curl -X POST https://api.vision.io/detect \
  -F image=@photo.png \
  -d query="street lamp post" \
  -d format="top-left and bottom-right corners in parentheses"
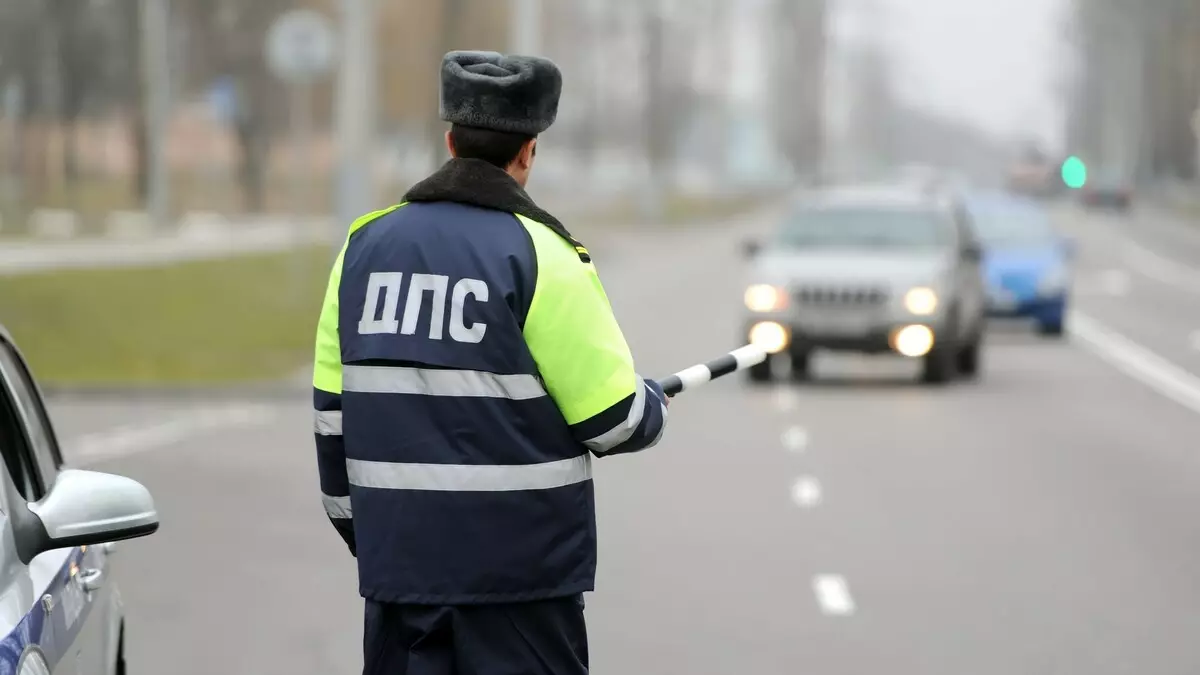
top-left (511, 0), bottom-right (542, 54)
top-left (334, 0), bottom-right (377, 237)
top-left (140, 0), bottom-right (171, 231)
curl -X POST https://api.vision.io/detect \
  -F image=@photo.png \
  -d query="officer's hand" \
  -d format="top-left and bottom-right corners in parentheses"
top-left (644, 378), bottom-right (669, 407)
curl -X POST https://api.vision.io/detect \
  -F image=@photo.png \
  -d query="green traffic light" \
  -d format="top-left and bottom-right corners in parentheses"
top-left (1061, 156), bottom-right (1087, 189)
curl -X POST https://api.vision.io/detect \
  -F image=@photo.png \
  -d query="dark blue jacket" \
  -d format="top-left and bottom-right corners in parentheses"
top-left (312, 159), bottom-right (668, 604)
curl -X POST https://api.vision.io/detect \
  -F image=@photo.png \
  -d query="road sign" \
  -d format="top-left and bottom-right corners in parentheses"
top-left (265, 9), bottom-right (338, 84)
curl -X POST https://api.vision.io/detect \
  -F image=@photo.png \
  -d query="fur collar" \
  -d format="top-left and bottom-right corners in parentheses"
top-left (402, 158), bottom-right (587, 259)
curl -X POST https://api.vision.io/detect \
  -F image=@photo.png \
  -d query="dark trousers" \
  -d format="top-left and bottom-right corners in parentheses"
top-left (363, 595), bottom-right (589, 675)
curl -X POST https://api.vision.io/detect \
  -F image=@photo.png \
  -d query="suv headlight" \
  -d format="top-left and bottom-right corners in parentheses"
top-left (745, 284), bottom-right (787, 312)
top-left (903, 287), bottom-right (938, 315)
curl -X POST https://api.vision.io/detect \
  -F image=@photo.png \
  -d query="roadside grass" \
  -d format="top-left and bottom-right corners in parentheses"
top-left (0, 190), bottom-right (774, 386)
top-left (0, 246), bottom-right (335, 386)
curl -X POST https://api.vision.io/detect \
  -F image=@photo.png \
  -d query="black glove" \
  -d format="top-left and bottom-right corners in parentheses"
top-left (331, 518), bottom-right (357, 557)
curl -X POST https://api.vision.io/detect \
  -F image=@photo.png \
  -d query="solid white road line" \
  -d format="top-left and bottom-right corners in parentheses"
top-left (812, 575), bottom-right (856, 616)
top-left (1062, 209), bottom-right (1200, 294)
top-left (1069, 311), bottom-right (1200, 417)
top-left (69, 403), bottom-right (281, 465)
top-left (790, 476), bottom-right (822, 508)
top-left (781, 426), bottom-right (808, 452)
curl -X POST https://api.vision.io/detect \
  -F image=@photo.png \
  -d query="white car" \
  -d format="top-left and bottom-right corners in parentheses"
top-left (0, 326), bottom-right (159, 674)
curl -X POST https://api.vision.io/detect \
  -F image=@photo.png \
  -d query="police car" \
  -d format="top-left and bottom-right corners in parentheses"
top-left (0, 326), bottom-right (159, 674)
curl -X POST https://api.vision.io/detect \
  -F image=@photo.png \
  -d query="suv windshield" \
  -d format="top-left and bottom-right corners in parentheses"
top-left (773, 206), bottom-right (952, 250)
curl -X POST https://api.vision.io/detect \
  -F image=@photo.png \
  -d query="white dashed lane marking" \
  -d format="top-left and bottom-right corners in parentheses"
top-left (774, 387), bottom-right (799, 412)
top-left (812, 575), bottom-right (856, 616)
top-left (781, 426), bottom-right (808, 452)
top-left (770, 392), bottom-right (850, 617)
top-left (790, 476), bottom-right (823, 508)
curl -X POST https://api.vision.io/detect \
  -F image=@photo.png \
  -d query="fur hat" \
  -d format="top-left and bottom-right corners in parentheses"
top-left (439, 51), bottom-right (562, 136)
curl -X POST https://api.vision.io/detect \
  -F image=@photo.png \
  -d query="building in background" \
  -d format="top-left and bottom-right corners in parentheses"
top-left (1066, 0), bottom-right (1200, 184)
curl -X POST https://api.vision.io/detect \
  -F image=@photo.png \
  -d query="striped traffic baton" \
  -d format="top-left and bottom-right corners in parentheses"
top-left (656, 344), bottom-right (769, 397)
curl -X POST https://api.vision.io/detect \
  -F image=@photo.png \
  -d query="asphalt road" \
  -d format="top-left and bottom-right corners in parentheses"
top-left (43, 200), bottom-right (1200, 674)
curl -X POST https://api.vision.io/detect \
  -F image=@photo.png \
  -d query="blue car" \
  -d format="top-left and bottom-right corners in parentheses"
top-left (965, 193), bottom-right (1073, 336)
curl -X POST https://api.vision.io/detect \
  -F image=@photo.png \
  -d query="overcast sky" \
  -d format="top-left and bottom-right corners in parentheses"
top-left (879, 0), bottom-right (1069, 146)
top-left (825, 0), bottom-right (1068, 148)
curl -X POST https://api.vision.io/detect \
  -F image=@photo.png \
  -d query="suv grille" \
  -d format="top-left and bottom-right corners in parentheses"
top-left (793, 285), bottom-right (888, 306)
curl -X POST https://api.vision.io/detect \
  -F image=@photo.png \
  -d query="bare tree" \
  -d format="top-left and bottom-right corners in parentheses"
top-left (0, 0), bottom-right (137, 202)
top-left (47, 0), bottom-right (113, 184)
top-left (769, 0), bottom-right (827, 175)
top-left (642, 3), bottom-right (701, 190)
top-left (176, 0), bottom-right (292, 212)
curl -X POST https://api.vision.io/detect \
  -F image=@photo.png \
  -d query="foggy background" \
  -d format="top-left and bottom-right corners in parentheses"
top-left (1, 0), bottom-right (1194, 243)
top-left (0, 2), bottom-right (1199, 674)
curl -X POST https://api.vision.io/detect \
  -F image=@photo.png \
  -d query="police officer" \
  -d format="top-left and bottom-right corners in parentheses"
top-left (312, 50), bottom-right (670, 675)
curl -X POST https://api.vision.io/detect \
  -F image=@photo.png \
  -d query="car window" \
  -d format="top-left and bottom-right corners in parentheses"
top-left (0, 367), bottom-right (42, 502)
top-left (775, 206), bottom-right (953, 250)
top-left (968, 202), bottom-right (1055, 247)
top-left (0, 342), bottom-right (60, 493)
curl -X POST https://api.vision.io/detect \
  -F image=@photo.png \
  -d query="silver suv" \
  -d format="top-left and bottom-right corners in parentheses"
top-left (740, 186), bottom-right (987, 385)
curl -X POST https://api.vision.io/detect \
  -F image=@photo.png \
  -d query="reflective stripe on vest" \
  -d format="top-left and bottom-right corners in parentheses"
top-left (342, 365), bottom-right (546, 400)
top-left (314, 410), bottom-right (343, 436)
top-left (322, 494), bottom-right (352, 519)
top-left (347, 453), bottom-right (592, 492)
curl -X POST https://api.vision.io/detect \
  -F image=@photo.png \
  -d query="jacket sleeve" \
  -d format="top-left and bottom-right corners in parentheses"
top-left (518, 216), bottom-right (668, 456)
top-left (313, 244), bottom-right (356, 556)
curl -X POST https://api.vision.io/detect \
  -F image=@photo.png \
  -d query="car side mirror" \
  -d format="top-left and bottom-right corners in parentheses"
top-left (742, 238), bottom-right (761, 258)
top-left (12, 469), bottom-right (159, 564)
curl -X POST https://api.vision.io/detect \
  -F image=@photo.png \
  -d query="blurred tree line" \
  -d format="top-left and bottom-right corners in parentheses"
top-left (0, 0), bottom-right (510, 213)
top-left (0, 0), bottom-right (826, 219)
